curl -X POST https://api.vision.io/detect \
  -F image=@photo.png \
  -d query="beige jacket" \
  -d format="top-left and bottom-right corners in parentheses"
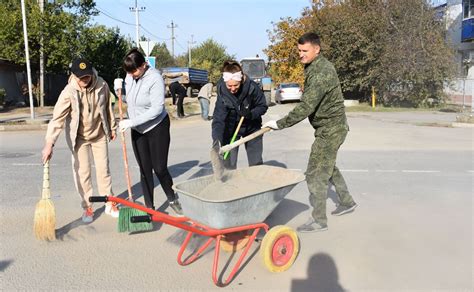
top-left (45, 69), bottom-right (117, 151)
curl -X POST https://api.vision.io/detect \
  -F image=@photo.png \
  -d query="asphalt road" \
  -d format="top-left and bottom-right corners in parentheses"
top-left (0, 104), bottom-right (472, 291)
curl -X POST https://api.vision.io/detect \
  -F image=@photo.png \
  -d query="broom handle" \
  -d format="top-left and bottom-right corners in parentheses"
top-left (223, 116), bottom-right (244, 160)
top-left (42, 160), bottom-right (50, 200)
top-left (117, 89), bottom-right (134, 202)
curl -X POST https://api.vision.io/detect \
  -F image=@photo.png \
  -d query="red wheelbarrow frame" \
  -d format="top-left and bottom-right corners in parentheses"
top-left (95, 196), bottom-right (269, 286)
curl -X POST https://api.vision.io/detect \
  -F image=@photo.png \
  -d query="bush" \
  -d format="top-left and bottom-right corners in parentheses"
top-left (0, 88), bottom-right (6, 106)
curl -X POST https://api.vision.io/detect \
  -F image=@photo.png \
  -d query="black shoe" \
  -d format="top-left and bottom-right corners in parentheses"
top-left (169, 200), bottom-right (183, 216)
top-left (331, 202), bottom-right (357, 216)
top-left (296, 218), bottom-right (328, 233)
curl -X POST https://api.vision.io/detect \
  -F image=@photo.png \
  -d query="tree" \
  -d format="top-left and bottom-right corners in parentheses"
top-left (266, 0), bottom-right (455, 106)
top-left (81, 26), bottom-right (130, 86)
top-left (0, 0), bottom-right (133, 102)
top-left (265, 13), bottom-right (312, 87)
top-left (0, 0), bottom-right (98, 72)
top-left (376, 0), bottom-right (455, 106)
top-left (183, 39), bottom-right (234, 83)
top-left (150, 42), bottom-right (175, 68)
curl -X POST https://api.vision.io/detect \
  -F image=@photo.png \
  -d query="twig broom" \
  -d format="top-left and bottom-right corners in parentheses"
top-left (116, 88), bottom-right (152, 233)
top-left (34, 160), bottom-right (56, 241)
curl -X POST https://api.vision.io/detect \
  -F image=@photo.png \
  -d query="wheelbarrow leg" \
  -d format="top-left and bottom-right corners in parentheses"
top-left (212, 227), bottom-right (262, 287)
top-left (177, 230), bottom-right (215, 266)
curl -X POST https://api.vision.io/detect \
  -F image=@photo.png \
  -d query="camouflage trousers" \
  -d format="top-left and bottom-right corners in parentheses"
top-left (305, 124), bottom-right (355, 224)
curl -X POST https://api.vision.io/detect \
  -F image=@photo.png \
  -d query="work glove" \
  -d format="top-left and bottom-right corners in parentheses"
top-left (239, 106), bottom-right (252, 120)
top-left (262, 120), bottom-right (279, 130)
top-left (119, 119), bottom-right (133, 132)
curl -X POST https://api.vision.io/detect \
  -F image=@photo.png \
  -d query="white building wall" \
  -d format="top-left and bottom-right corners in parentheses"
top-left (445, 0), bottom-right (474, 77)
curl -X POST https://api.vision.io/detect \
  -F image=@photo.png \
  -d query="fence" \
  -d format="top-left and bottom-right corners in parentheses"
top-left (444, 78), bottom-right (474, 111)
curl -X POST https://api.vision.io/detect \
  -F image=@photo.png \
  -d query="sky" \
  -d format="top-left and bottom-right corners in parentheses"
top-left (92, 0), bottom-right (311, 61)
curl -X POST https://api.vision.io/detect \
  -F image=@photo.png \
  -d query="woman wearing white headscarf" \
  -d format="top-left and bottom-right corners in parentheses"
top-left (211, 60), bottom-right (268, 169)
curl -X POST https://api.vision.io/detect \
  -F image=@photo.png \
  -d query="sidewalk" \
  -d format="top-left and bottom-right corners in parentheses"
top-left (0, 97), bottom-right (203, 131)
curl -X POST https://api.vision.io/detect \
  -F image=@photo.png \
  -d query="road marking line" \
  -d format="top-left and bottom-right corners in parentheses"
top-left (402, 170), bottom-right (441, 173)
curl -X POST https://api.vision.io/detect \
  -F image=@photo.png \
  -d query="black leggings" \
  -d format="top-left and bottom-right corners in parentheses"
top-left (131, 115), bottom-right (176, 208)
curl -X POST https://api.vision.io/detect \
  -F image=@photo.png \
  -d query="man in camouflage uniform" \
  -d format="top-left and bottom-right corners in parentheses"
top-left (263, 32), bottom-right (357, 232)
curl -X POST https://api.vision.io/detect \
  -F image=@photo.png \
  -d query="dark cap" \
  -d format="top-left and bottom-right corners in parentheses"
top-left (71, 58), bottom-right (93, 78)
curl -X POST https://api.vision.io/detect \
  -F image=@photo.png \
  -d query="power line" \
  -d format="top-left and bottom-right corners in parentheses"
top-left (139, 25), bottom-right (170, 41)
top-left (95, 6), bottom-right (135, 26)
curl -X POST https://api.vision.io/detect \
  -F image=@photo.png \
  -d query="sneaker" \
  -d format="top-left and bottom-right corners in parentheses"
top-left (331, 202), bottom-right (357, 216)
top-left (296, 218), bottom-right (328, 233)
top-left (105, 202), bottom-right (119, 218)
top-left (82, 207), bottom-right (94, 223)
top-left (169, 200), bottom-right (183, 216)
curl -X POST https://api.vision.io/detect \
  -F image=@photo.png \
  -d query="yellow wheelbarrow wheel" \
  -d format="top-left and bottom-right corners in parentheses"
top-left (260, 225), bottom-right (299, 272)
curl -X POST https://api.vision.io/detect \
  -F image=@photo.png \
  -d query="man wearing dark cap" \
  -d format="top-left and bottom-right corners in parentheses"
top-left (41, 57), bottom-right (119, 223)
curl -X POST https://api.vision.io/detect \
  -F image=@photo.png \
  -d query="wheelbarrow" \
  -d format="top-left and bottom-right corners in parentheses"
top-left (89, 165), bottom-right (304, 286)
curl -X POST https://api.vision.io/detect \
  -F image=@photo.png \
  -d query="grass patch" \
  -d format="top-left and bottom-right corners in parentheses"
top-left (345, 102), bottom-right (469, 113)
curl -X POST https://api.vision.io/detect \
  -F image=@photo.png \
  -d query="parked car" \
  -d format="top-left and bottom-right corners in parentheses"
top-left (275, 83), bottom-right (302, 103)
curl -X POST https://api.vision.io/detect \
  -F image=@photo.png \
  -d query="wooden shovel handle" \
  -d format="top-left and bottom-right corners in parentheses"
top-left (117, 89), bottom-right (133, 201)
top-left (219, 127), bottom-right (272, 154)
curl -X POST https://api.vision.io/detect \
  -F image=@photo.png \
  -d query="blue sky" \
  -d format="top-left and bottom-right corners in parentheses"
top-left (92, 0), bottom-right (311, 61)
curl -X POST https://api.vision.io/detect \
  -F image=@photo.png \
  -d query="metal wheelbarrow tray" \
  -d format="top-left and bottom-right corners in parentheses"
top-left (173, 165), bottom-right (305, 229)
top-left (89, 165), bottom-right (304, 286)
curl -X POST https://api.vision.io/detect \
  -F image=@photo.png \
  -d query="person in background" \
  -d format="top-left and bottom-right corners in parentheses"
top-left (197, 82), bottom-right (213, 121)
top-left (169, 81), bottom-right (187, 118)
top-left (212, 60), bottom-right (268, 169)
top-left (41, 57), bottom-right (118, 223)
top-left (113, 77), bottom-right (124, 107)
top-left (109, 90), bottom-right (117, 112)
top-left (263, 32), bottom-right (357, 233)
top-left (118, 48), bottom-right (183, 215)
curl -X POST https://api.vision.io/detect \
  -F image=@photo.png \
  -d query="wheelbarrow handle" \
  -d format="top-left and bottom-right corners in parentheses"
top-left (219, 127), bottom-right (271, 154)
top-left (131, 215), bottom-right (152, 223)
top-left (89, 196), bottom-right (108, 203)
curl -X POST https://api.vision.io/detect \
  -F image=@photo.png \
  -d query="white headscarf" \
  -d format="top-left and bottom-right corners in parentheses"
top-left (223, 71), bottom-right (243, 82)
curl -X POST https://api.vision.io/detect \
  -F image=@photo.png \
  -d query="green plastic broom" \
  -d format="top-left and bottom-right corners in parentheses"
top-left (116, 89), bottom-right (152, 233)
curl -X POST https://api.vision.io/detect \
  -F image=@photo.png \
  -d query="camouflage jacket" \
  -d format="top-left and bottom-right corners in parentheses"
top-left (277, 55), bottom-right (347, 131)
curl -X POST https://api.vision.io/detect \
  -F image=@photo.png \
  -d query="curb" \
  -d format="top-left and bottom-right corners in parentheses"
top-left (0, 124), bottom-right (48, 131)
top-left (0, 119), bottom-right (49, 131)
top-left (452, 122), bottom-right (474, 128)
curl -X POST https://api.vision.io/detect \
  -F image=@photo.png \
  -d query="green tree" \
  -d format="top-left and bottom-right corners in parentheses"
top-left (184, 39), bottom-right (234, 83)
top-left (81, 26), bottom-right (130, 86)
top-left (266, 0), bottom-right (455, 106)
top-left (0, 0), bottom-right (98, 72)
top-left (150, 42), bottom-right (175, 68)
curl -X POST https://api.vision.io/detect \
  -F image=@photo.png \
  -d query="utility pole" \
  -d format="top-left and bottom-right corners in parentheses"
top-left (38, 0), bottom-right (44, 107)
top-left (20, 0), bottom-right (35, 119)
top-left (167, 20), bottom-right (177, 58)
top-left (129, 0), bottom-right (145, 48)
top-left (188, 34), bottom-right (196, 67)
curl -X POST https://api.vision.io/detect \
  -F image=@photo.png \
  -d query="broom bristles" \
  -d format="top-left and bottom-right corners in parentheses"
top-left (118, 207), bottom-right (153, 233)
top-left (34, 198), bottom-right (56, 241)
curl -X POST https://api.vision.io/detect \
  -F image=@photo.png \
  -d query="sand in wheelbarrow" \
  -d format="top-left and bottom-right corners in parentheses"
top-left (196, 167), bottom-right (284, 201)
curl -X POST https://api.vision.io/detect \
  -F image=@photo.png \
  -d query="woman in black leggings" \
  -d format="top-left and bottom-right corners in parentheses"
top-left (119, 48), bottom-right (182, 215)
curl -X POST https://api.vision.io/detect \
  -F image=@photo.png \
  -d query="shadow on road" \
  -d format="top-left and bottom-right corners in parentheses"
top-left (265, 198), bottom-right (309, 228)
top-left (0, 259), bottom-right (13, 272)
top-left (291, 253), bottom-right (345, 292)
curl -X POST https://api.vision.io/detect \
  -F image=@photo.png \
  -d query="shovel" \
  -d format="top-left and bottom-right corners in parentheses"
top-left (210, 127), bottom-right (272, 181)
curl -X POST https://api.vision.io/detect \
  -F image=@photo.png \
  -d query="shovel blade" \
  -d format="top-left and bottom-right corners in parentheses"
top-left (210, 140), bottom-right (225, 181)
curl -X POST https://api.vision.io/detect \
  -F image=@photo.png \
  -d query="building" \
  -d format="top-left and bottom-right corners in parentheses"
top-left (434, 0), bottom-right (474, 106)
